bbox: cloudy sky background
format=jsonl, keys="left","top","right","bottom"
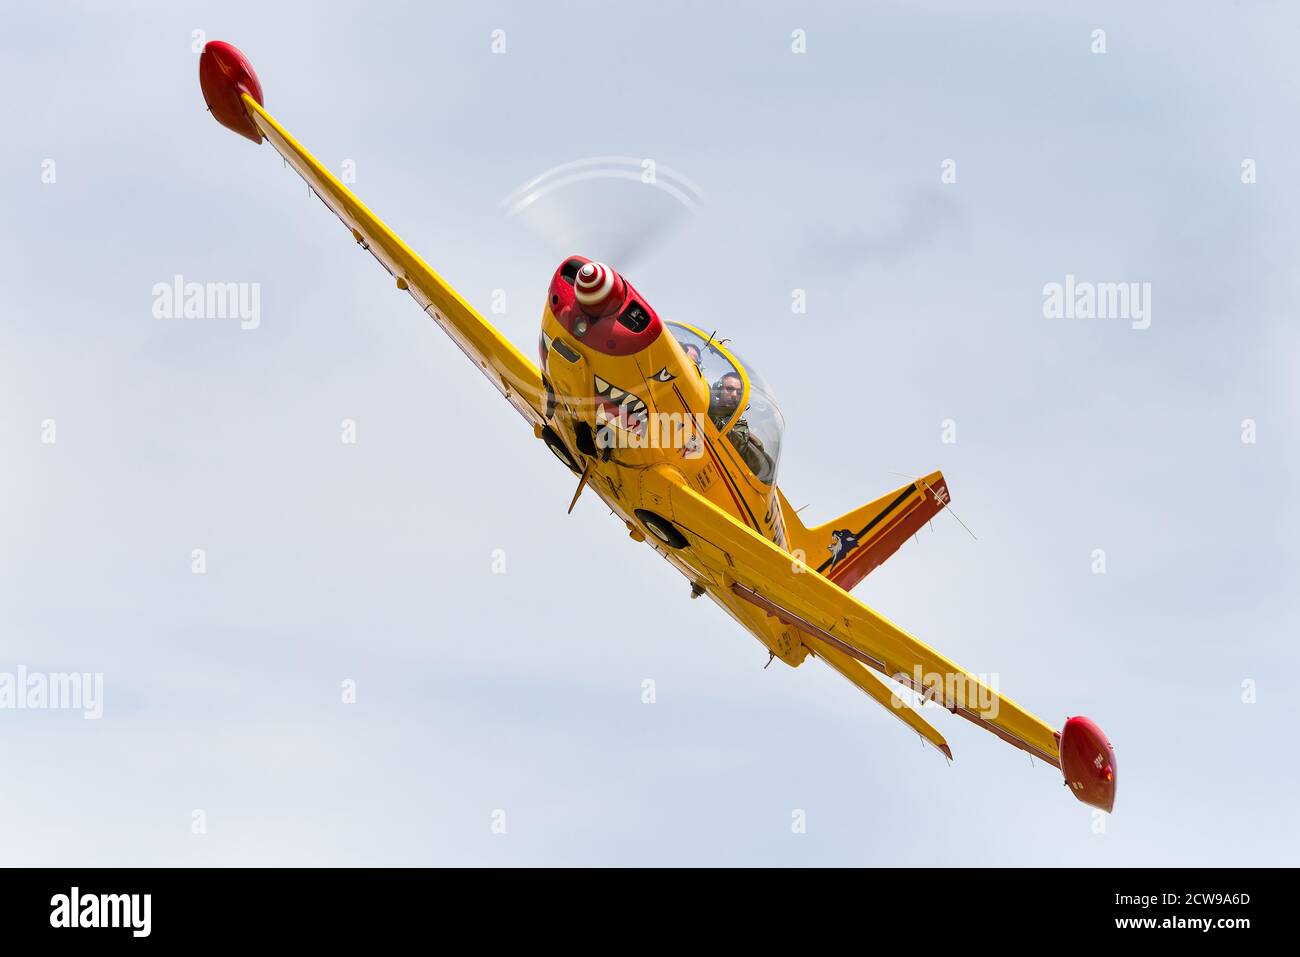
{"left": 2, "top": 1, "right": 1296, "bottom": 865}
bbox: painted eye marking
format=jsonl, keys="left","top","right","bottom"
{"left": 651, "top": 367, "right": 676, "bottom": 382}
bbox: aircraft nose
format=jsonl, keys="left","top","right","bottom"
{"left": 573, "top": 261, "right": 625, "bottom": 317}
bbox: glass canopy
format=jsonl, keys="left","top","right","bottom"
{"left": 666, "top": 322, "right": 784, "bottom": 485}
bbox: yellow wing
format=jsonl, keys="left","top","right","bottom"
{"left": 238, "top": 94, "right": 546, "bottom": 426}
{"left": 644, "top": 466, "right": 1062, "bottom": 766}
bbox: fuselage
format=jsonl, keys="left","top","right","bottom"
{"left": 538, "top": 257, "right": 809, "bottom": 666}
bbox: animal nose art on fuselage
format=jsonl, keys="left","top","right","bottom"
{"left": 594, "top": 376, "right": 648, "bottom": 436}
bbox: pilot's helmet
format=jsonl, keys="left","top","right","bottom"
{"left": 712, "top": 373, "right": 742, "bottom": 397}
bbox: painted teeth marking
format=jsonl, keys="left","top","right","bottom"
{"left": 590, "top": 376, "right": 648, "bottom": 434}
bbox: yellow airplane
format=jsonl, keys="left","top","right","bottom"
{"left": 199, "top": 41, "right": 1117, "bottom": 812}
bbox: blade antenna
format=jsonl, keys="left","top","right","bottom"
{"left": 567, "top": 461, "right": 592, "bottom": 514}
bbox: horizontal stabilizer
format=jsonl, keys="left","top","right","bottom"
{"left": 813, "top": 639, "right": 952, "bottom": 759}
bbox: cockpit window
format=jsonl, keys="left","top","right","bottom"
{"left": 724, "top": 347, "right": 783, "bottom": 485}
{"left": 666, "top": 322, "right": 784, "bottom": 485}
{"left": 665, "top": 324, "right": 738, "bottom": 418}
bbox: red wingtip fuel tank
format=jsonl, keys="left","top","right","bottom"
{"left": 1059, "top": 716, "right": 1117, "bottom": 812}
{"left": 199, "top": 41, "right": 265, "bottom": 143}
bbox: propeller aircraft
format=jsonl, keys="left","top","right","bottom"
{"left": 198, "top": 41, "right": 1117, "bottom": 812}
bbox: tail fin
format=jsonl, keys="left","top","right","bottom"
{"left": 777, "top": 470, "right": 951, "bottom": 593}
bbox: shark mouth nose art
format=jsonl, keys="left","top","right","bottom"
{"left": 593, "top": 376, "right": 648, "bottom": 436}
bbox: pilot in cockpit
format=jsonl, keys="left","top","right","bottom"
{"left": 709, "top": 373, "right": 771, "bottom": 477}
{"left": 708, "top": 373, "right": 742, "bottom": 429}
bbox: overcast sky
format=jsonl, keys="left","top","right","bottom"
{"left": 2, "top": 1, "right": 1296, "bottom": 865}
